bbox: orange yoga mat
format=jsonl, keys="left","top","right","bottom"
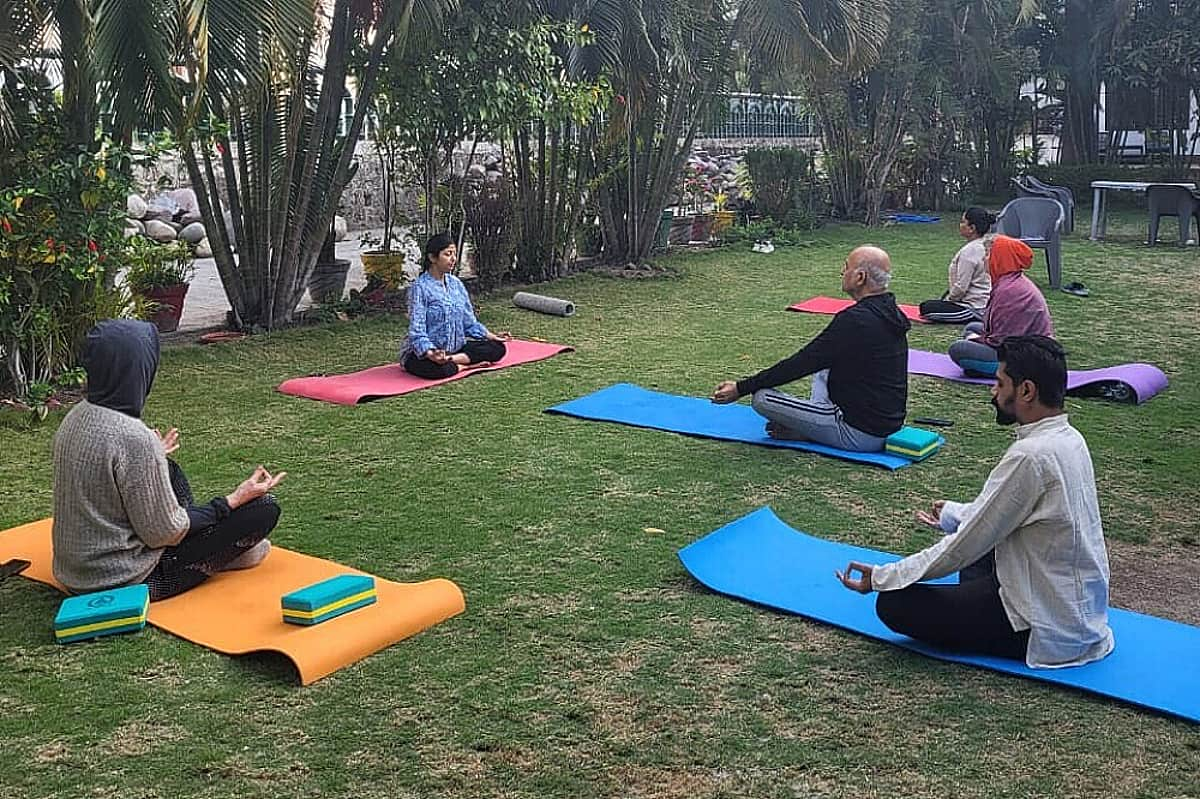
{"left": 0, "top": 519, "right": 465, "bottom": 685}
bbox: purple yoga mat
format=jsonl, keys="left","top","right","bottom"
{"left": 907, "top": 349, "right": 1169, "bottom": 404}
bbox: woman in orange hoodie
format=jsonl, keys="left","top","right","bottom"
{"left": 948, "top": 235, "right": 1055, "bottom": 377}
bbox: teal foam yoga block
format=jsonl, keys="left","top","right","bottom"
{"left": 281, "top": 574, "right": 377, "bottom": 626}
{"left": 54, "top": 584, "right": 150, "bottom": 644}
{"left": 885, "top": 426, "right": 942, "bottom": 461}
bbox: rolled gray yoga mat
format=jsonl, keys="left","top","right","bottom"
{"left": 512, "top": 291, "right": 575, "bottom": 317}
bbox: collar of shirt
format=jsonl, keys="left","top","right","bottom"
{"left": 1015, "top": 413, "right": 1069, "bottom": 440}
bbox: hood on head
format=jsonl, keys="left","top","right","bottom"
{"left": 860, "top": 292, "right": 912, "bottom": 333}
{"left": 83, "top": 319, "right": 160, "bottom": 418}
{"left": 988, "top": 234, "right": 1034, "bottom": 282}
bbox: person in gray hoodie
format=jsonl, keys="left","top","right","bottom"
{"left": 52, "top": 319, "right": 285, "bottom": 600}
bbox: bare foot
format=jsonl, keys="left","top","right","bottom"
{"left": 460, "top": 360, "right": 492, "bottom": 370}
{"left": 449, "top": 353, "right": 471, "bottom": 366}
{"left": 765, "top": 421, "right": 806, "bottom": 441}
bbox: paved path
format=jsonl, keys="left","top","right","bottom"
{"left": 177, "top": 235, "right": 377, "bottom": 333}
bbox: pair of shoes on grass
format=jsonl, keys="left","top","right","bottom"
{"left": 1061, "top": 282, "right": 1089, "bottom": 297}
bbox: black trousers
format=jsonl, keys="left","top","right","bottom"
{"left": 144, "top": 461, "right": 281, "bottom": 601}
{"left": 402, "top": 338, "right": 507, "bottom": 380}
{"left": 875, "top": 553, "right": 1030, "bottom": 661}
{"left": 919, "top": 298, "right": 983, "bottom": 324}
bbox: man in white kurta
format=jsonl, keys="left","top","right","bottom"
{"left": 837, "top": 335, "right": 1114, "bottom": 668}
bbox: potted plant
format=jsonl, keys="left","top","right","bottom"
{"left": 683, "top": 163, "right": 715, "bottom": 242}
{"left": 711, "top": 191, "right": 736, "bottom": 237}
{"left": 124, "top": 238, "right": 194, "bottom": 333}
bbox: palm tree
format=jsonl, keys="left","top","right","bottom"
{"left": 0, "top": 0, "right": 52, "bottom": 143}
{"left": 566, "top": 0, "right": 887, "bottom": 263}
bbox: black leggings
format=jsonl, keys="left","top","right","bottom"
{"left": 919, "top": 298, "right": 982, "bottom": 324}
{"left": 144, "top": 462, "right": 281, "bottom": 601}
{"left": 875, "top": 554, "right": 1030, "bottom": 661}
{"left": 402, "top": 338, "right": 507, "bottom": 380}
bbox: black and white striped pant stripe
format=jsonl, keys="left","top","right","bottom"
{"left": 919, "top": 299, "right": 983, "bottom": 324}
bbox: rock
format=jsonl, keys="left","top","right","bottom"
{"left": 144, "top": 220, "right": 177, "bottom": 242}
{"left": 123, "top": 227, "right": 141, "bottom": 238}
{"left": 179, "top": 211, "right": 203, "bottom": 226}
{"left": 334, "top": 215, "right": 348, "bottom": 241}
{"left": 165, "top": 188, "right": 199, "bottom": 219}
{"left": 144, "top": 194, "right": 180, "bottom": 223}
{"left": 467, "top": 163, "right": 487, "bottom": 180}
{"left": 126, "top": 219, "right": 145, "bottom": 235}
{"left": 195, "top": 237, "right": 213, "bottom": 258}
{"left": 127, "top": 195, "right": 147, "bottom": 220}
{"left": 179, "top": 222, "right": 207, "bottom": 243}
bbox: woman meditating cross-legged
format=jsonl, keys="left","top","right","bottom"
{"left": 400, "top": 232, "right": 511, "bottom": 379}
{"left": 948, "top": 234, "right": 1055, "bottom": 378}
{"left": 52, "top": 320, "right": 286, "bottom": 602}
{"left": 919, "top": 206, "right": 994, "bottom": 324}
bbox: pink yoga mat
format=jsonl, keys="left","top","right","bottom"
{"left": 787, "top": 296, "right": 927, "bottom": 323}
{"left": 278, "top": 339, "right": 573, "bottom": 405}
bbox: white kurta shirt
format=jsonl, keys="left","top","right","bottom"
{"left": 872, "top": 414, "right": 1115, "bottom": 669}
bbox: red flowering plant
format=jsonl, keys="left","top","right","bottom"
{"left": 0, "top": 137, "right": 132, "bottom": 401}
{"left": 681, "top": 162, "right": 717, "bottom": 215}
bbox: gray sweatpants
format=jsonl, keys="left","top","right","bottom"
{"left": 749, "top": 370, "right": 887, "bottom": 452}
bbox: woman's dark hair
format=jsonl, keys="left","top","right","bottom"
{"left": 963, "top": 206, "right": 995, "bottom": 237}
{"left": 423, "top": 232, "right": 456, "bottom": 271}
{"left": 997, "top": 335, "right": 1067, "bottom": 408}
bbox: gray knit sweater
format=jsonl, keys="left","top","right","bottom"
{"left": 52, "top": 400, "right": 190, "bottom": 593}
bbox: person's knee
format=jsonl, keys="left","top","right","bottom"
{"left": 750, "top": 389, "right": 774, "bottom": 414}
{"left": 483, "top": 339, "right": 507, "bottom": 361}
{"left": 875, "top": 591, "right": 908, "bottom": 635}
{"left": 237, "top": 495, "right": 282, "bottom": 533}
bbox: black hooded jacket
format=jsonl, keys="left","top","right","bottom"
{"left": 83, "top": 319, "right": 230, "bottom": 530}
{"left": 84, "top": 319, "right": 160, "bottom": 418}
{"left": 736, "top": 292, "right": 910, "bottom": 437}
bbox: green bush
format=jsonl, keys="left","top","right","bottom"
{"left": 743, "top": 147, "right": 813, "bottom": 225}
{"left": 0, "top": 70, "right": 134, "bottom": 399}
{"left": 124, "top": 238, "right": 194, "bottom": 293}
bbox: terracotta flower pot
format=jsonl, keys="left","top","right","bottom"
{"left": 141, "top": 283, "right": 190, "bottom": 334}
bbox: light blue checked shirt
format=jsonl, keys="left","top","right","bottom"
{"left": 399, "top": 271, "right": 490, "bottom": 361}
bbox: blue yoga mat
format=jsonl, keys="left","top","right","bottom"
{"left": 679, "top": 507, "right": 1200, "bottom": 723}
{"left": 547, "top": 383, "right": 931, "bottom": 470}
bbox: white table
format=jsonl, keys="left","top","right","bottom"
{"left": 1090, "top": 180, "right": 1196, "bottom": 241}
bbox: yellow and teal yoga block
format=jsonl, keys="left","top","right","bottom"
{"left": 282, "top": 574, "right": 377, "bottom": 626}
{"left": 54, "top": 584, "right": 149, "bottom": 644}
{"left": 885, "top": 426, "right": 942, "bottom": 461}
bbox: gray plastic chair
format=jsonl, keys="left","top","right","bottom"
{"left": 1146, "top": 184, "right": 1200, "bottom": 246}
{"left": 1023, "top": 176, "right": 1075, "bottom": 234}
{"left": 995, "top": 197, "right": 1065, "bottom": 289}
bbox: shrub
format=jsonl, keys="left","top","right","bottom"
{"left": 461, "top": 176, "right": 516, "bottom": 289}
{"left": 124, "top": 238, "right": 194, "bottom": 293}
{"left": 743, "top": 147, "right": 811, "bottom": 224}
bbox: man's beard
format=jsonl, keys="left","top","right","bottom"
{"left": 992, "top": 397, "right": 1018, "bottom": 426}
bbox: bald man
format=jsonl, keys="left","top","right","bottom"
{"left": 712, "top": 246, "right": 910, "bottom": 452}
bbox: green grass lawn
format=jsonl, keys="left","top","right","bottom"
{"left": 1, "top": 212, "right": 1198, "bottom": 798}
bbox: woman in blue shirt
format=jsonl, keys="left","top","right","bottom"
{"left": 400, "top": 232, "right": 510, "bottom": 379}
